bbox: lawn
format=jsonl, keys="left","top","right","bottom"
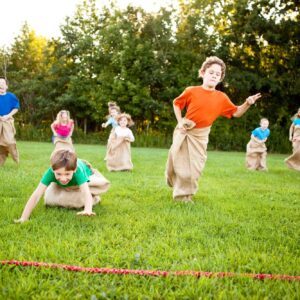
{"left": 0, "top": 141, "right": 299, "bottom": 299}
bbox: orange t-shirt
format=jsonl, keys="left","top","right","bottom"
{"left": 173, "top": 86, "right": 237, "bottom": 128}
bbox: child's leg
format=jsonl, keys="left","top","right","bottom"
{"left": 0, "top": 145, "right": 9, "bottom": 166}
{"left": 258, "top": 151, "right": 267, "bottom": 170}
{"left": 88, "top": 169, "right": 110, "bottom": 196}
{"left": 8, "top": 144, "right": 19, "bottom": 163}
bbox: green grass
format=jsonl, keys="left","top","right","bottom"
{"left": 0, "top": 141, "right": 299, "bottom": 299}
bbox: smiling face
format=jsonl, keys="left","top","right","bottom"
{"left": 0, "top": 78, "right": 8, "bottom": 95}
{"left": 53, "top": 167, "right": 75, "bottom": 185}
{"left": 118, "top": 116, "right": 128, "bottom": 128}
{"left": 201, "top": 64, "right": 222, "bottom": 89}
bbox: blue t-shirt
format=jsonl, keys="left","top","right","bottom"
{"left": 40, "top": 159, "right": 93, "bottom": 187}
{"left": 0, "top": 92, "right": 20, "bottom": 116}
{"left": 107, "top": 116, "right": 118, "bottom": 128}
{"left": 293, "top": 118, "right": 300, "bottom": 126}
{"left": 252, "top": 127, "right": 270, "bottom": 140}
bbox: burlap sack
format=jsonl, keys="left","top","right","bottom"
{"left": 53, "top": 136, "right": 74, "bottom": 152}
{"left": 0, "top": 118, "right": 19, "bottom": 165}
{"left": 245, "top": 137, "right": 267, "bottom": 170}
{"left": 104, "top": 129, "right": 115, "bottom": 161}
{"left": 285, "top": 126, "right": 300, "bottom": 171}
{"left": 106, "top": 132, "right": 133, "bottom": 171}
{"left": 44, "top": 162, "right": 110, "bottom": 208}
{"left": 165, "top": 118, "right": 211, "bottom": 199}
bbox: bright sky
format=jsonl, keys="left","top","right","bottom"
{"left": 1, "top": 0, "right": 174, "bottom": 47}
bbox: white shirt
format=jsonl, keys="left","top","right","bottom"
{"left": 115, "top": 126, "right": 135, "bottom": 142}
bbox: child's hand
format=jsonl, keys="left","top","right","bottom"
{"left": 14, "top": 217, "right": 26, "bottom": 224}
{"left": 177, "top": 123, "right": 187, "bottom": 133}
{"left": 101, "top": 123, "right": 106, "bottom": 128}
{"left": 77, "top": 210, "right": 96, "bottom": 217}
{"left": 246, "top": 93, "right": 261, "bottom": 105}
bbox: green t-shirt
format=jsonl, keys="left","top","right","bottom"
{"left": 41, "top": 159, "right": 93, "bottom": 187}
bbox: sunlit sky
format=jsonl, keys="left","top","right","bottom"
{"left": 1, "top": 0, "right": 174, "bottom": 47}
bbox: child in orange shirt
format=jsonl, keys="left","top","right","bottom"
{"left": 166, "top": 56, "right": 261, "bottom": 202}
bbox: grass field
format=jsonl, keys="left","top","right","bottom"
{"left": 0, "top": 141, "right": 299, "bottom": 299}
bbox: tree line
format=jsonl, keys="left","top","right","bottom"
{"left": 1, "top": 0, "right": 299, "bottom": 152}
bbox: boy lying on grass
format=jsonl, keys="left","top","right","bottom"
{"left": 15, "top": 149, "right": 110, "bottom": 223}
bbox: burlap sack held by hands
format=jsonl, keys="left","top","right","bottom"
{"left": 106, "top": 132, "right": 133, "bottom": 171}
{"left": 285, "top": 126, "right": 300, "bottom": 171}
{"left": 246, "top": 137, "right": 267, "bottom": 170}
{"left": 165, "top": 118, "right": 211, "bottom": 199}
{"left": 0, "top": 118, "right": 19, "bottom": 164}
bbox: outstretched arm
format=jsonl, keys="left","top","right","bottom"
{"left": 77, "top": 182, "right": 96, "bottom": 216}
{"left": 233, "top": 93, "right": 262, "bottom": 118}
{"left": 15, "top": 183, "right": 48, "bottom": 223}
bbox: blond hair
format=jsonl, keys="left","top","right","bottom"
{"left": 50, "top": 149, "right": 77, "bottom": 171}
{"left": 198, "top": 56, "right": 226, "bottom": 81}
{"left": 260, "top": 118, "right": 269, "bottom": 123}
{"left": 56, "top": 110, "right": 72, "bottom": 124}
{"left": 116, "top": 113, "right": 134, "bottom": 127}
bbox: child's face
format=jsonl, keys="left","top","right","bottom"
{"left": 0, "top": 79, "right": 8, "bottom": 94}
{"left": 110, "top": 109, "right": 118, "bottom": 117}
{"left": 61, "top": 112, "right": 68, "bottom": 120}
{"left": 201, "top": 64, "right": 222, "bottom": 89}
{"left": 53, "top": 167, "right": 75, "bottom": 185}
{"left": 260, "top": 120, "right": 269, "bottom": 130}
{"left": 119, "top": 116, "right": 128, "bottom": 127}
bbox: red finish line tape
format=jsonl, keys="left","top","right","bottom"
{"left": 1, "top": 260, "right": 299, "bottom": 281}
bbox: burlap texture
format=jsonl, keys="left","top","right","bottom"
{"left": 285, "top": 126, "right": 300, "bottom": 171}
{"left": 245, "top": 137, "right": 267, "bottom": 171}
{"left": 106, "top": 131, "right": 133, "bottom": 171}
{"left": 44, "top": 164, "right": 110, "bottom": 208}
{"left": 0, "top": 118, "right": 19, "bottom": 165}
{"left": 165, "top": 118, "right": 211, "bottom": 199}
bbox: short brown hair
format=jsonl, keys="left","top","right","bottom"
{"left": 198, "top": 56, "right": 226, "bottom": 81}
{"left": 50, "top": 149, "right": 77, "bottom": 171}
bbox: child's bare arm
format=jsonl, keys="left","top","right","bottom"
{"left": 173, "top": 104, "right": 186, "bottom": 132}
{"left": 50, "top": 122, "right": 57, "bottom": 136}
{"left": 289, "top": 123, "right": 295, "bottom": 141}
{"left": 77, "top": 182, "right": 96, "bottom": 216}
{"left": 69, "top": 120, "right": 74, "bottom": 137}
{"left": 233, "top": 93, "right": 262, "bottom": 118}
{"left": 15, "top": 183, "right": 47, "bottom": 223}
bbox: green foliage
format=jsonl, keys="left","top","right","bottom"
{"left": 1, "top": 0, "right": 299, "bottom": 151}
{"left": 0, "top": 142, "right": 299, "bottom": 298}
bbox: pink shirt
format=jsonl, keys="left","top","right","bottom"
{"left": 54, "top": 121, "right": 73, "bottom": 137}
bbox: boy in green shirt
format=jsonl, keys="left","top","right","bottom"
{"left": 15, "top": 149, "right": 110, "bottom": 223}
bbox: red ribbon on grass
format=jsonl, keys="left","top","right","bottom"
{"left": 1, "top": 260, "right": 299, "bottom": 281}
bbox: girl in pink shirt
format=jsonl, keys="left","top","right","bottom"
{"left": 51, "top": 110, "right": 74, "bottom": 151}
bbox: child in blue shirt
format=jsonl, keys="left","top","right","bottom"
{"left": 285, "top": 108, "right": 300, "bottom": 171}
{"left": 102, "top": 102, "right": 120, "bottom": 129}
{"left": 0, "top": 78, "right": 20, "bottom": 166}
{"left": 246, "top": 118, "right": 270, "bottom": 171}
